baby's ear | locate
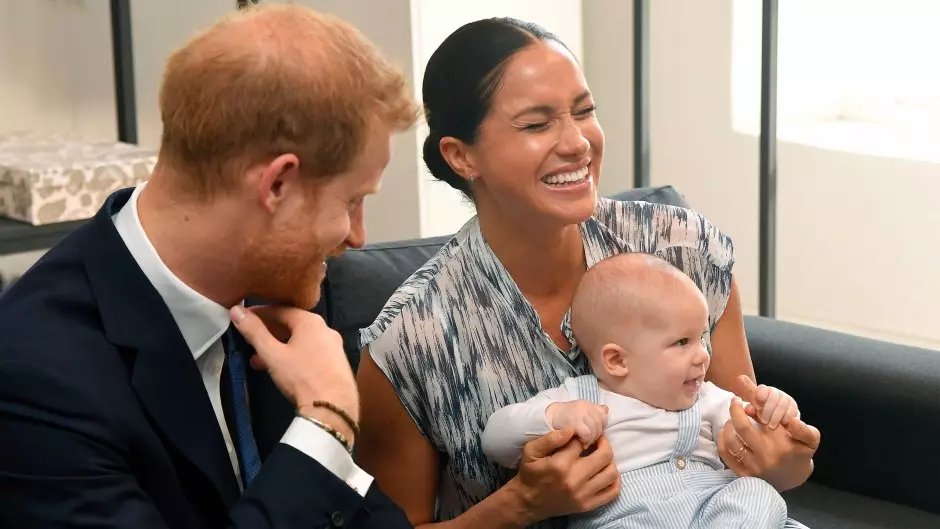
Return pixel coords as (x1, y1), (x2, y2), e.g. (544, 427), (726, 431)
(601, 343), (629, 377)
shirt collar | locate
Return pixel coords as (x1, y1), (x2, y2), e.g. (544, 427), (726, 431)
(112, 183), (232, 360)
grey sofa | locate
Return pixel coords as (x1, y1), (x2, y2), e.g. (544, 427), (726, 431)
(317, 185), (940, 528)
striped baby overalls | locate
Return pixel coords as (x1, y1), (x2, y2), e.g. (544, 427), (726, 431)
(567, 375), (808, 529)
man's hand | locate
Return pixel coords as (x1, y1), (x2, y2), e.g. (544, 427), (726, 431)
(230, 305), (359, 442)
(545, 400), (609, 448)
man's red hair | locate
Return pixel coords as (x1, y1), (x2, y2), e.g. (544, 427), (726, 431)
(157, 3), (418, 197)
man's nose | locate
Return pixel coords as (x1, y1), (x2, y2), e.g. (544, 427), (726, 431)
(345, 209), (366, 249)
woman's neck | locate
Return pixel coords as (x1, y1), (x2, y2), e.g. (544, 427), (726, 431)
(477, 206), (586, 299)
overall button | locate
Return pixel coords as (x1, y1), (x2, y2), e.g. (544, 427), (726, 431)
(330, 511), (345, 527)
(675, 456), (687, 470)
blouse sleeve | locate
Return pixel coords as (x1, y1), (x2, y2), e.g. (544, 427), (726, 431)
(360, 307), (439, 443)
(358, 251), (456, 444)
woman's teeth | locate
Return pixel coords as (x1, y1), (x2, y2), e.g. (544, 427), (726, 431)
(542, 166), (589, 186)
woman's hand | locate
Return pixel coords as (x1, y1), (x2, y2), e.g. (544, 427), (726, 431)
(718, 376), (821, 491)
(506, 428), (621, 524)
(743, 381), (800, 430)
(546, 400), (609, 448)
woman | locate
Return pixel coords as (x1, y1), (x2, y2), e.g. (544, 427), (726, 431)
(355, 17), (820, 528)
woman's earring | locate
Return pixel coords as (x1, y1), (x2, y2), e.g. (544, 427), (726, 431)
(467, 174), (476, 183)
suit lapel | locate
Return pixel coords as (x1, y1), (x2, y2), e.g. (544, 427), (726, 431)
(83, 189), (240, 507)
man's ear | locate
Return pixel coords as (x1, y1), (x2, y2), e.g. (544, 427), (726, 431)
(601, 343), (629, 378)
(439, 137), (476, 182)
(256, 153), (301, 212)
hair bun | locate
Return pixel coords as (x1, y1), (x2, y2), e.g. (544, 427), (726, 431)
(419, 17), (562, 201)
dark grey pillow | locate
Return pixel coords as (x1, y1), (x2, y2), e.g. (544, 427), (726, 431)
(323, 185), (690, 368)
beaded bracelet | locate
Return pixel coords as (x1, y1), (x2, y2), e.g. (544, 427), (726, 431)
(299, 415), (354, 454)
(308, 400), (360, 439)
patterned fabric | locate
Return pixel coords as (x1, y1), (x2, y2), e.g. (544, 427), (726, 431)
(360, 197), (735, 527)
(0, 131), (155, 225)
(568, 375), (805, 529)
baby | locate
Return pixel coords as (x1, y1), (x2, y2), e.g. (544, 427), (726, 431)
(481, 252), (807, 529)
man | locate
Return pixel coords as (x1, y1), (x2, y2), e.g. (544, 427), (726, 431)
(0, 4), (418, 528)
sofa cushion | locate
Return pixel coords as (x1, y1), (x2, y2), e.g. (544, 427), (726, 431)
(324, 185), (691, 368)
(783, 482), (940, 528)
(744, 315), (940, 516)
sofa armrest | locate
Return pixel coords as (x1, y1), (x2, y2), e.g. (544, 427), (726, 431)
(744, 315), (940, 515)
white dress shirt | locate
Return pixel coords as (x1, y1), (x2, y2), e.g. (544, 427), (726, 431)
(482, 378), (739, 473)
(112, 183), (373, 496)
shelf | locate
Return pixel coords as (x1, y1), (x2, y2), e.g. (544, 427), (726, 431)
(0, 217), (85, 256)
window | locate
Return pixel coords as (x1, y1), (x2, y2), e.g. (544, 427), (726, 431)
(732, 0), (940, 163)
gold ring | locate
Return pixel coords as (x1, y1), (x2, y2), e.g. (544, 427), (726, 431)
(735, 432), (750, 450)
(729, 444), (747, 459)
(734, 447), (748, 463)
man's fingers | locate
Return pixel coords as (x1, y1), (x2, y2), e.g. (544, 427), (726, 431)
(230, 306), (283, 356)
(249, 354), (268, 371)
(249, 305), (322, 340)
(522, 428), (576, 461)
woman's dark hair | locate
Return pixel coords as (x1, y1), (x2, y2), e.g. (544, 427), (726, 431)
(421, 18), (566, 199)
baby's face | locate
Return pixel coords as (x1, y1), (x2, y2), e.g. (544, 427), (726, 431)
(609, 290), (711, 411)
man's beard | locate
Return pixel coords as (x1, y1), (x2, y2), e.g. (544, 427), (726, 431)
(243, 240), (328, 310)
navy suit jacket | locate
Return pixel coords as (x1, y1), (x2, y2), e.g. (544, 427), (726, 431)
(0, 189), (411, 529)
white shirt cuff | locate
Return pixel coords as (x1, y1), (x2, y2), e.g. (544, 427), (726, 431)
(280, 417), (374, 497)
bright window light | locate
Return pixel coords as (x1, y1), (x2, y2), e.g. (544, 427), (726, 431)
(732, 0), (940, 163)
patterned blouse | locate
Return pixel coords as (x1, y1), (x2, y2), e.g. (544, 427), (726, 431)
(360, 197), (735, 527)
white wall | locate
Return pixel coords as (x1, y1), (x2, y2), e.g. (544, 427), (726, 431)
(1, 0), (115, 140)
(581, 0), (635, 200)
(0, 0), (236, 144)
(292, 0), (423, 244)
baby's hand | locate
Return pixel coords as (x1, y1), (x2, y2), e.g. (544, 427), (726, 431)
(545, 400), (609, 448)
(745, 384), (799, 429)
